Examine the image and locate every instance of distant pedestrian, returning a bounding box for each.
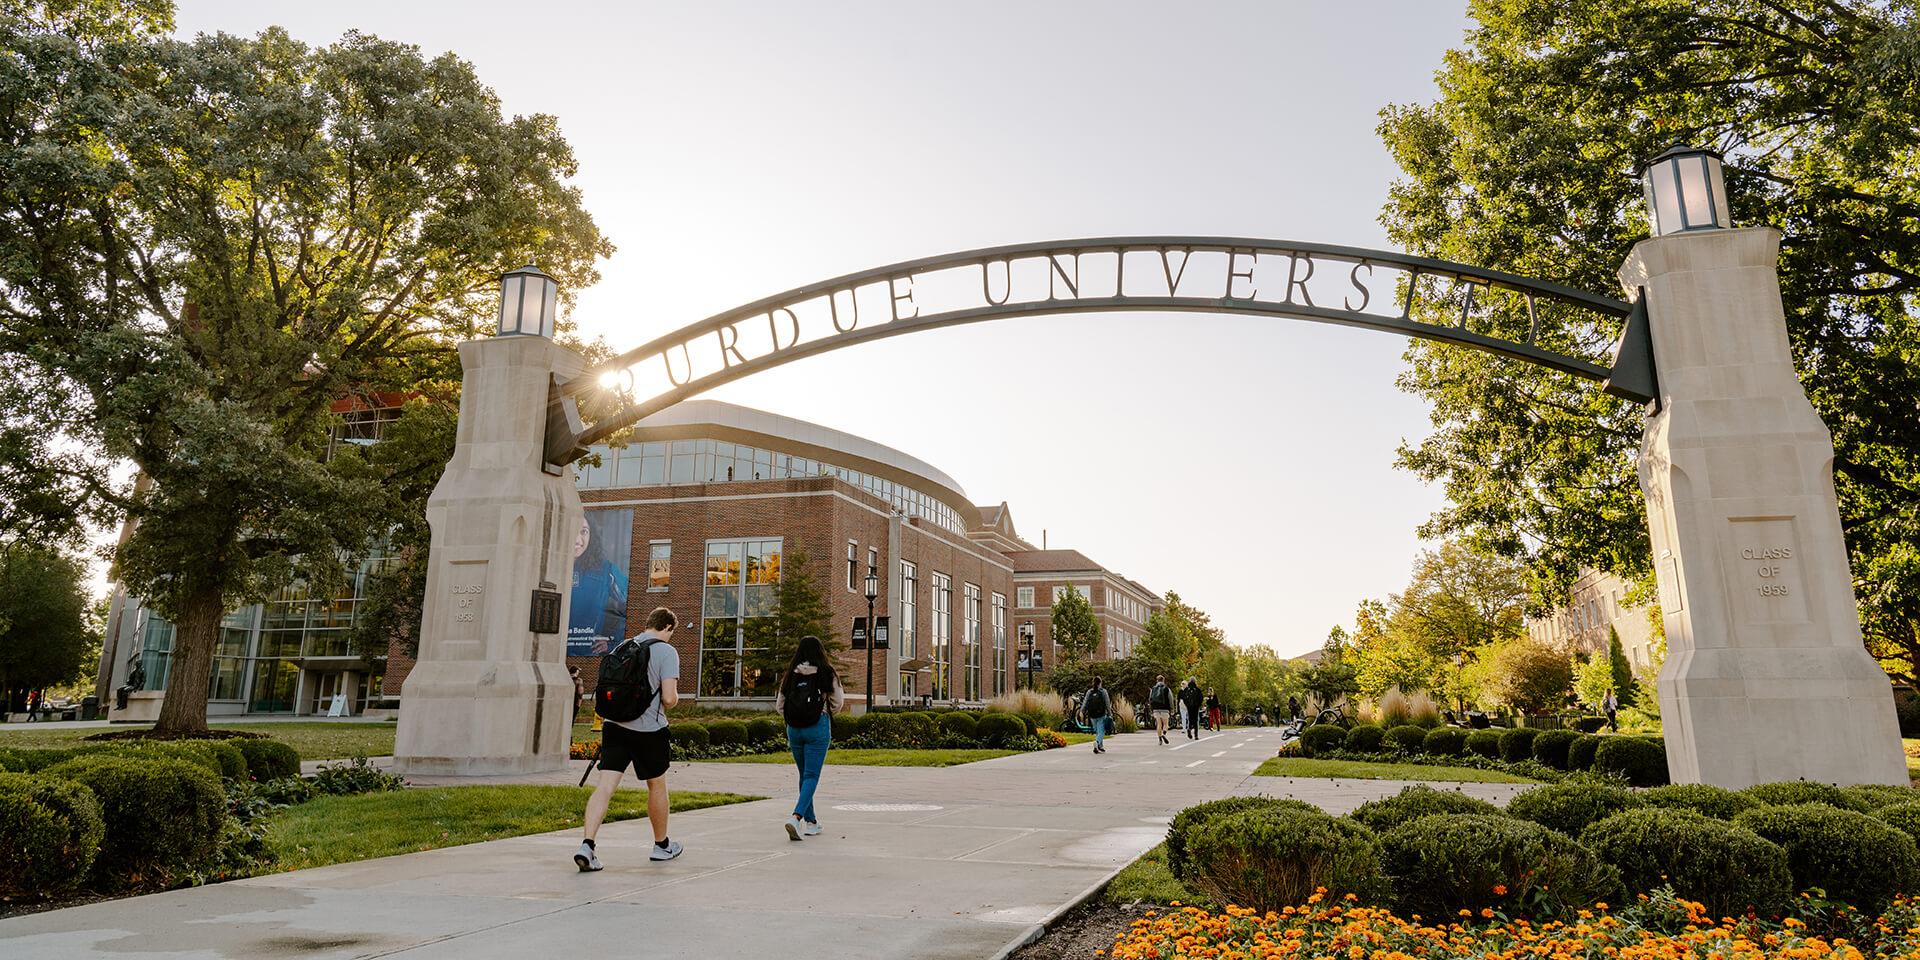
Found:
[1205,690,1222,731]
[569,666,584,723]
[25,690,38,723]
[1180,679,1203,740]
[1083,677,1111,754]
[1288,695,1302,723]
[1149,675,1173,744]
[1604,689,1619,732]
[776,635,844,840]
[575,607,682,872]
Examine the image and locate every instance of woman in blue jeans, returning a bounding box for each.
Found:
[774,635,844,840]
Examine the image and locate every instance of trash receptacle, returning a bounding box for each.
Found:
[81,696,99,721]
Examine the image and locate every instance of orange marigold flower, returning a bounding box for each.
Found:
[1493,885,1509,896]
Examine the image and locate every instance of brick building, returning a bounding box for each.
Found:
[1002,549,1161,674]
[1525,568,1661,671]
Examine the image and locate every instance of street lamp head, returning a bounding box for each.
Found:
[863,567,879,600]
[496,264,558,338]
[1641,145,1731,237]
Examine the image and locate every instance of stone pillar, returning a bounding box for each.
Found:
[394,335,584,776]
[1625,226,1905,788]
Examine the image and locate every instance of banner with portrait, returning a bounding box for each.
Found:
[568,507,634,657]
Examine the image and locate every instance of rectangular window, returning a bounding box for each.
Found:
[648,541,671,591]
[964,583,982,701]
[866,546,878,582]
[1017,586,1034,609]
[932,573,952,700]
[847,540,858,591]
[991,592,1007,697]
[699,537,783,698]
[899,561,918,660]
[1052,585,1065,605]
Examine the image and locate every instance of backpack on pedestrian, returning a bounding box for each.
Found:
[1150,682,1171,710]
[783,668,828,727]
[594,636,660,723]
[1083,687,1108,720]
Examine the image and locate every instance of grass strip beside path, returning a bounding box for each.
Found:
[0,720,399,761]
[1254,757,1541,784]
[1104,842,1208,907]
[705,748,1020,767]
[266,785,760,872]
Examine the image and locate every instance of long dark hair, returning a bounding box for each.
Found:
[784,635,835,691]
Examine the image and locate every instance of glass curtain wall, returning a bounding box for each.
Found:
[991,593,1007,697]
[898,561,918,699]
[963,584,981,701]
[931,573,951,700]
[700,538,783,698]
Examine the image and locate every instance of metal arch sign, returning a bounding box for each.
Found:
[544,236,1656,465]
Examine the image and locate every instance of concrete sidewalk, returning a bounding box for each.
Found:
[0,727,1527,959]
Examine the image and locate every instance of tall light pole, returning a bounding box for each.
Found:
[1019,621,1036,690]
[862,564,880,711]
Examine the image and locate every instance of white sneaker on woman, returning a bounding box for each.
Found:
[801,822,822,837]
[784,819,803,841]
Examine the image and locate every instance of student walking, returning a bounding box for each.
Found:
[1288,695,1302,723]
[575,607,682,872]
[775,635,844,840]
[1083,677,1112,753]
[1149,675,1173,744]
[1604,688,1619,732]
[1180,679,1203,740]
[1205,689,1222,731]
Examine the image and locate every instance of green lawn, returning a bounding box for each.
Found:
[265,785,760,872]
[1253,757,1541,784]
[0,721,398,761]
[1105,842,1208,906]
[1058,732,1096,745]
[706,748,1021,767]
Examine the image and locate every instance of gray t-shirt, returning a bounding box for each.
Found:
[610,631,680,733]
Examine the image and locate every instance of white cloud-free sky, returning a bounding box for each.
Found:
[171,1,1476,657]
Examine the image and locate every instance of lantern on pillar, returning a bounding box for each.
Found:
[1641,146,1732,237]
[496,264,558,338]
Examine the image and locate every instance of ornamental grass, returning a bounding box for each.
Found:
[1104,888,1920,960]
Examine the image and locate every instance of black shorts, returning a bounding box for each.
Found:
[599,723,670,779]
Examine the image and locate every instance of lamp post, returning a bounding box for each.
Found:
[863,564,880,711]
[1641,145,1730,237]
[1019,621,1036,690]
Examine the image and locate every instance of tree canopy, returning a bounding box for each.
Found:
[1378,0,1920,682]
[1049,586,1100,665]
[0,3,611,730]
[0,542,94,699]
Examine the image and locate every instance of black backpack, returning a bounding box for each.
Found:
[1150,683,1172,709]
[595,637,660,723]
[1083,688,1109,719]
[783,668,828,727]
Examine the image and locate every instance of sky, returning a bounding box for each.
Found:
[171,1,1476,658]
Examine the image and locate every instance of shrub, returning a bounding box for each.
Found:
[310,757,405,796]
[974,713,1026,748]
[45,754,224,889]
[1381,814,1622,919]
[1465,729,1503,759]
[1734,803,1920,910]
[1841,783,1917,811]
[1566,734,1602,770]
[1530,729,1581,769]
[1386,725,1428,754]
[1301,724,1348,756]
[1872,801,1920,844]
[1507,781,1642,836]
[828,713,863,741]
[1422,728,1468,757]
[1344,724,1387,754]
[1166,796,1320,880]
[1499,727,1541,762]
[256,776,314,805]
[675,722,711,747]
[235,740,301,781]
[1110,695,1139,734]
[0,772,104,900]
[705,720,749,747]
[1579,808,1791,916]
[1740,780,1869,811]
[746,717,783,745]
[1593,737,1668,786]
[1185,805,1388,913]
[120,741,242,781]
[1347,785,1505,834]
[1640,783,1755,820]
[938,712,980,743]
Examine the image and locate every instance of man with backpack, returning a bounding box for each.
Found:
[1179,678,1204,740]
[1149,675,1173,745]
[1083,677,1111,754]
[575,607,681,872]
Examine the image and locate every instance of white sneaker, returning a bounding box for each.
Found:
[784,819,803,841]
[649,840,684,861]
[802,822,822,837]
[573,841,602,872]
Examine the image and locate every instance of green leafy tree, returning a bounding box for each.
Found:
[1377,0,1920,685]
[1605,626,1637,707]
[1235,644,1304,714]
[1161,591,1226,655]
[1197,644,1242,711]
[1299,632,1361,712]
[1135,609,1195,673]
[0,543,94,708]
[768,546,835,662]
[1473,636,1575,714]
[1050,585,1100,665]
[1572,651,1614,711]
[0,5,612,731]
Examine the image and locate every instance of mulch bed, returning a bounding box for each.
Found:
[1010,900,1160,960]
[81,729,266,742]
[0,890,115,920]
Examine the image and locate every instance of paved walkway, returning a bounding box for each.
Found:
[0,728,1529,960]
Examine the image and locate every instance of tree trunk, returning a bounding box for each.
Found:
[154,584,224,734]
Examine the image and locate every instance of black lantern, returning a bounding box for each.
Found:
[497,264,558,338]
[1642,146,1731,237]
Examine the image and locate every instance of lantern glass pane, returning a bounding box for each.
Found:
[540,276,557,337]
[1678,156,1714,229]
[1652,159,1684,236]
[1704,155,1729,228]
[498,275,523,334]
[517,277,544,334]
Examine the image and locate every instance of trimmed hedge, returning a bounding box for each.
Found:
[0,772,105,901]
[1465,729,1503,759]
[1166,796,1319,881]
[1640,783,1755,820]
[45,754,225,890]
[1422,727,1468,757]
[938,712,979,741]
[1346,784,1505,834]
[1740,780,1871,812]
[1344,724,1387,754]
[1530,729,1581,770]
[1734,803,1920,910]
[235,740,301,781]
[705,720,749,746]
[1380,813,1622,919]
[975,713,1026,748]
[1301,724,1347,756]
[1841,783,1917,811]
[675,722,711,747]
[1593,736,1668,786]
[1871,801,1920,844]
[746,717,783,744]
[1580,808,1792,917]
[1185,805,1388,913]
[1566,734,1602,771]
[1385,725,1428,754]
[1506,782,1641,836]
[1499,727,1540,762]
[829,713,864,741]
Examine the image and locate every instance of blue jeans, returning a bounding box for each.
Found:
[787,713,831,822]
[1092,716,1108,748]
